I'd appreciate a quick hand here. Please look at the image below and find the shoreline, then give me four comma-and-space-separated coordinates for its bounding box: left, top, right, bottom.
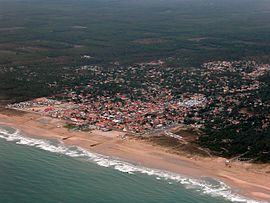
0, 108, 270, 202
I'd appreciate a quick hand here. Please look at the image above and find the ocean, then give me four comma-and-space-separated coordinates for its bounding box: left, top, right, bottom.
0, 125, 266, 203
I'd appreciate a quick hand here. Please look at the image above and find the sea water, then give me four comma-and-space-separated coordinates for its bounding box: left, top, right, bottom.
0, 125, 267, 203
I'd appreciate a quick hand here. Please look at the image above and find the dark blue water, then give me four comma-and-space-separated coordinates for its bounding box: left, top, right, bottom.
0, 126, 263, 203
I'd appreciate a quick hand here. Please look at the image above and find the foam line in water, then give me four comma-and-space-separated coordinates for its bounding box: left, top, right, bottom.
0, 127, 267, 203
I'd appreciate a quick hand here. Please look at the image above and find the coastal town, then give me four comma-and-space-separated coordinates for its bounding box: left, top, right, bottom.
2, 1, 270, 202
7, 60, 270, 137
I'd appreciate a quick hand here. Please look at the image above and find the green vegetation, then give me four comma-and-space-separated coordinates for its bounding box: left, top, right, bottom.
63, 123, 78, 130
0, 0, 270, 67
198, 72, 270, 163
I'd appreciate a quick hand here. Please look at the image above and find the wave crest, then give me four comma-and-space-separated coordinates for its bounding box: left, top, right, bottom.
0, 127, 267, 203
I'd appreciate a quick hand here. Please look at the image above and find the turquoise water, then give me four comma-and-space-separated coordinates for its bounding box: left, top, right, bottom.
0, 126, 265, 203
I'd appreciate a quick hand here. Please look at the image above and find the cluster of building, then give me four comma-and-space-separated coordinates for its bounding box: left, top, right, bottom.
8, 60, 270, 134
9, 94, 207, 133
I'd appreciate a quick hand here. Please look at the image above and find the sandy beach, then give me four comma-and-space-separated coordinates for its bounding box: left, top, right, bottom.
0, 108, 270, 202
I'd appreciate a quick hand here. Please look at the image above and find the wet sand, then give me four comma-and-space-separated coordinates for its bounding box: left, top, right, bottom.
0, 109, 269, 202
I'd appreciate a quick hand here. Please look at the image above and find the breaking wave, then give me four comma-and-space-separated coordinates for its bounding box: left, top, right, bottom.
0, 126, 267, 203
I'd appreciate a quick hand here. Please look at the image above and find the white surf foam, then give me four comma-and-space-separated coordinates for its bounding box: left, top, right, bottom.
0, 127, 268, 203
